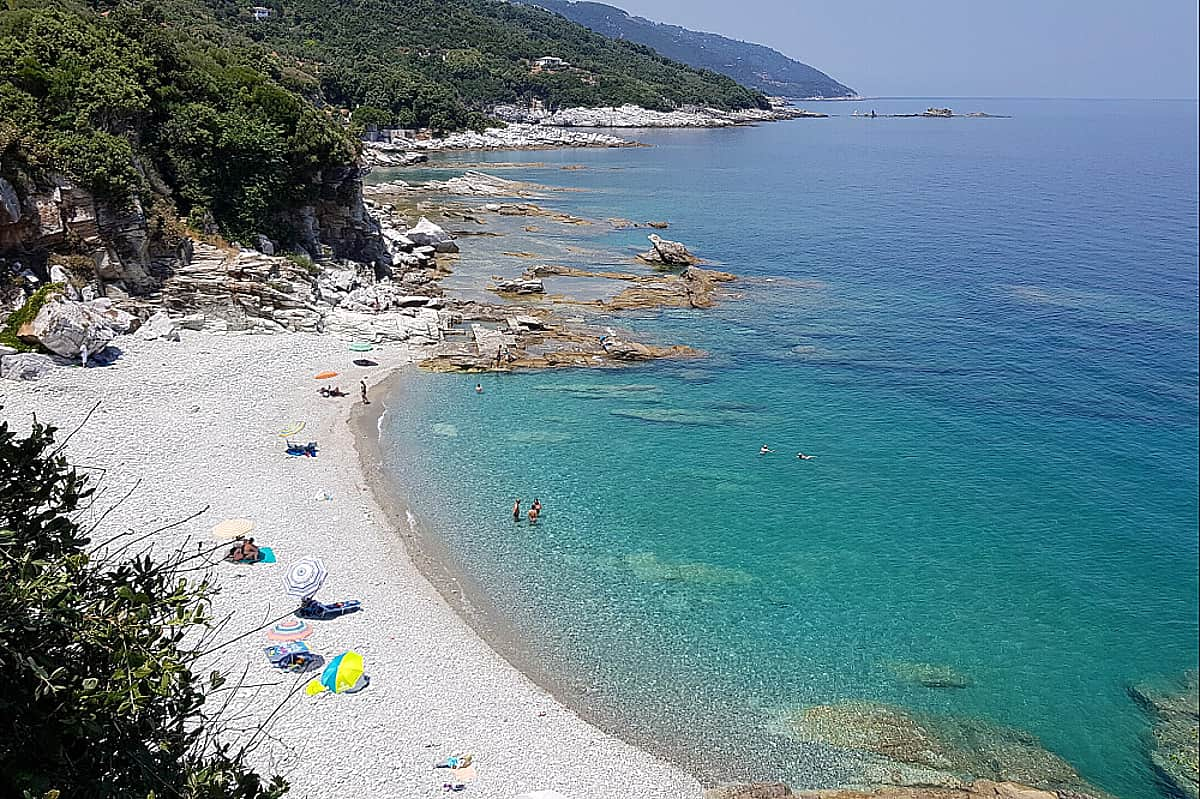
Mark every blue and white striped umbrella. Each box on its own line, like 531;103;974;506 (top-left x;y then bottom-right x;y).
284;558;327;598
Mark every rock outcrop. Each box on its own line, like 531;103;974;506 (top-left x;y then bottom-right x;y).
492;103;827;127
1;165;389;303
0;175;164;296
494;278;545;295
705;780;1088;799
287;164;390;270
786;702;1094;794
388;124;631;150
638;234;699;266
405;217;459;253
28;295;141;357
1129;673;1199;799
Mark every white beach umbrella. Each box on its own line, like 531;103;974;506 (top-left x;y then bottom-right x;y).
284;557;328;598
211;518;254;541
514;792;569;799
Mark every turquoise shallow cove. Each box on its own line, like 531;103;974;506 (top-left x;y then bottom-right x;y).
377;99;1199;799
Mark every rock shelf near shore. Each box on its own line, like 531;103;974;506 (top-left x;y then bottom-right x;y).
1128;673;1199;799
784;702;1102;796
493;103;828;127
371;124;634;153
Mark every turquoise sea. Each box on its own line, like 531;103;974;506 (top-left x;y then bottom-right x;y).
375;99;1199;799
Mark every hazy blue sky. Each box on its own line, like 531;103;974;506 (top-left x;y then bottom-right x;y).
606;0;1199;99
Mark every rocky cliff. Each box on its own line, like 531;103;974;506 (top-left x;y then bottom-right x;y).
0;164;388;308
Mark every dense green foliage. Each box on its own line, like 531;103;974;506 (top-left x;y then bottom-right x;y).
0;415;288;798
0;0;764;243
0;1;356;242
0;282;63;351
187;0;768;127
521;0;857;98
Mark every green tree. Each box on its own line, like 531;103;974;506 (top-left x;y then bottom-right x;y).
0;412;289;799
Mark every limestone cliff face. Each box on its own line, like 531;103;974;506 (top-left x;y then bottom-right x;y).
287;164;389;272
0;174;166;297
0;163;388;301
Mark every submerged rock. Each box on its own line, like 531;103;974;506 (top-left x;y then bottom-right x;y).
1129;672;1199;799
885;660;974;689
786;702;1090;793
624;552;754;586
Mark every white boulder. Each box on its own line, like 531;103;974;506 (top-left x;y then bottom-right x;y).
138;310;181;341
405;217;459;253
86;298;139;334
30;295;115;357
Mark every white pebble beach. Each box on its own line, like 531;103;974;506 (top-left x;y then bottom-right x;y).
0;331;700;799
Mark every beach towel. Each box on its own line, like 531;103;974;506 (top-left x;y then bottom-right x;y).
257;546;276;563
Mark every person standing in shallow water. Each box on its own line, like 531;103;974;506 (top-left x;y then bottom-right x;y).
360;379;369;404
512;499;521;522
527;505;539;524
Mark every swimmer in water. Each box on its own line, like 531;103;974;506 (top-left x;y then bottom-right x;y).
475;383;483;394
532;498;542;514
512;499;521;522
528;506;539;525
797;452;815;460
760;444;773;455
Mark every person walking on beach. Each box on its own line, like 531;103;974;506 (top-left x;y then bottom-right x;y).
360;379;369;405
512;499;521;522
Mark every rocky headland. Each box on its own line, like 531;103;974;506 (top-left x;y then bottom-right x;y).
492;102;828;127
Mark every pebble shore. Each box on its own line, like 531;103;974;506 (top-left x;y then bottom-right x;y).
0;332;700;798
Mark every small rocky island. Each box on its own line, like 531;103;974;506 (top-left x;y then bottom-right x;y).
851;107;1009;119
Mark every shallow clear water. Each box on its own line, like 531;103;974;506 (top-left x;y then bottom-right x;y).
378;99;1200;799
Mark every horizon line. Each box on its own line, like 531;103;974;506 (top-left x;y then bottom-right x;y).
813;95;1200;102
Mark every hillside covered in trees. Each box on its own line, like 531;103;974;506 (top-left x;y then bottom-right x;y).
521;0;857;99
0;0;766;246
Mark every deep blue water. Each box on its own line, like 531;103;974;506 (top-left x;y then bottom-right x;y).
376;99;1199;799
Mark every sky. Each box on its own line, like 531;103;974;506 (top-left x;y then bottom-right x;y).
604;0;1200;99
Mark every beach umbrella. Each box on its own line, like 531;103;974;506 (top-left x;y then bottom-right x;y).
278;421;306;438
349;341;373;352
284;558;327;598
266;618;312;642
305;650;366;695
515;792;568;799
314;371;338;380
211;518;254;541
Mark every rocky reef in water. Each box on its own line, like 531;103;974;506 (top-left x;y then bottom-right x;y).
705;780;1094;799
782;702;1105;796
1129;672;1199;799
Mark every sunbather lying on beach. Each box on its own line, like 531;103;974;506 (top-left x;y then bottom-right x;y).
296;597;362;620
225;537;261;563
